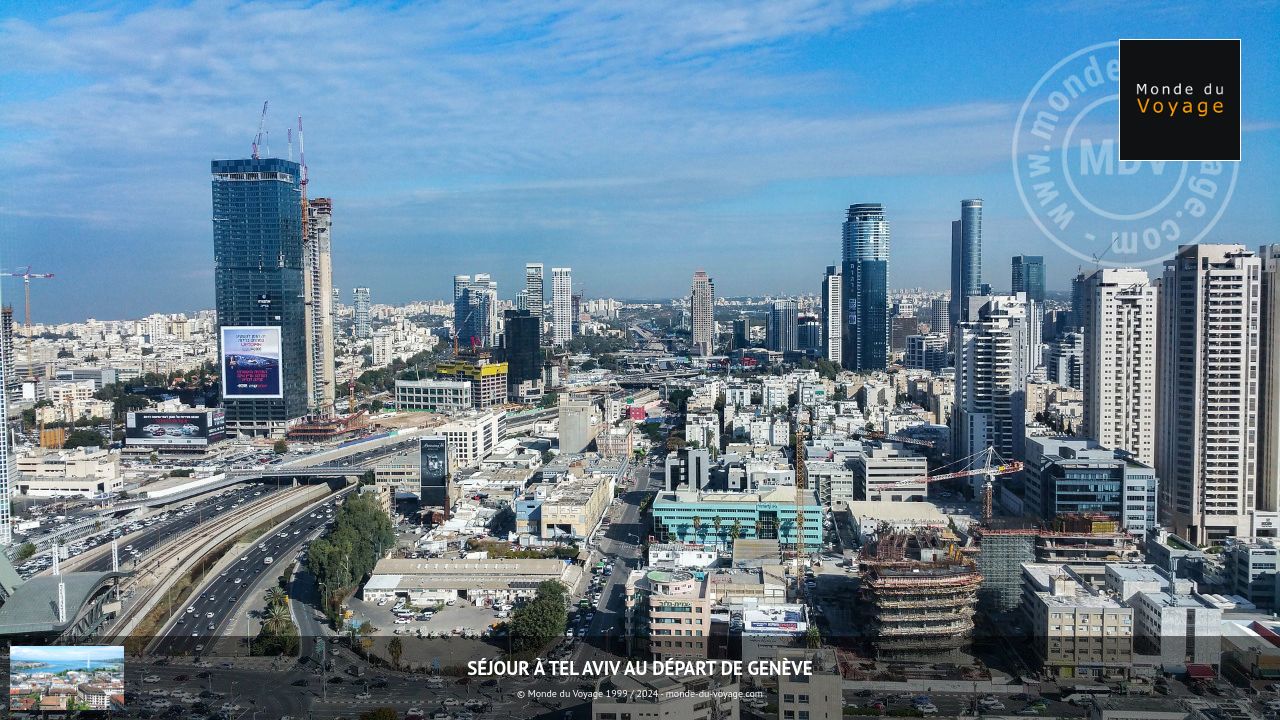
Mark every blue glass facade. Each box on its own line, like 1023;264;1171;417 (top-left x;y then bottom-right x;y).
1012;255;1046;306
841;203;890;372
212;157;308;433
950;199;983;328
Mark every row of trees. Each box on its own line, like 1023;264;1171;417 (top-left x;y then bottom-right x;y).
251;586;299;656
508;580;568;655
307;493;396;616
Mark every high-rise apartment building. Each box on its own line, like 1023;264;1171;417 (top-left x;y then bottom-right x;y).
453;273;499;348
1257;246;1280;518
1012;255;1046;306
212;157;309;436
950;199;983;330
1080;268;1157;466
842;203;890;371
0;291;10;544
928;297;950;335
302;197;336;416
954;294;1041;463
524;263;545;322
1157;245;1263;543
690;270;715;356
0;305;13;393
767;300;799;353
821;265;843;365
551;267;573;345
352;286;371;338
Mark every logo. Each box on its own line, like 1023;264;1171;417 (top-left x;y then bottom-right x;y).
1119;39;1240;161
1012;42;1237;268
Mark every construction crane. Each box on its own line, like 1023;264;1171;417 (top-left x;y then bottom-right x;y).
250;100;269;160
852;428;934;449
882;447;1023;524
1;266;55;381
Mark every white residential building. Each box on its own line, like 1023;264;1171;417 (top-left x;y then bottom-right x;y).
371;329;395;366
853;442;928;502
439;411;504;469
690;270;715;356
394;379;472;413
822;265;842;366
552;267;573;345
954;293;1041;464
1260;245;1280;520
524;263;545;321
1081;267;1157;467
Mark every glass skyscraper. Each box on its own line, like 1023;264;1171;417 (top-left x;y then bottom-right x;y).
950;199;983;329
1012;255;1046;306
212;157;309;435
841;203;890;372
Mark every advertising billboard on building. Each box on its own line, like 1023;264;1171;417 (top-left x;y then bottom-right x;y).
419;436;449;506
125;410;226;448
221;326;283;399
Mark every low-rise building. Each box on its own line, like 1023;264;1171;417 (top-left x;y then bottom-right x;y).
652;485;822;551
853;442;928;502
362;558;570;606
1129;590;1222;672
775;648;842;720
647;543;719;569
394;379;472;413
1022;563;1134;679
591;674;738;720
438;410;504;469
538;474;614;539
14;447;123;498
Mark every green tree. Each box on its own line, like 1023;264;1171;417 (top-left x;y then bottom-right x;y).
273;439;289;454
369;399;384;412
508;581;568;654
806;625;822;649
729;520;742;546
387;636;404;669
539;391;559;410
265;587;287;608
15;542;36;562
63;429;105;449
360;710;400;720
691;515;702;543
308;493;396;613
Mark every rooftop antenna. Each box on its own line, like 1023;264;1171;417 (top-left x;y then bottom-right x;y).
251;100;269;160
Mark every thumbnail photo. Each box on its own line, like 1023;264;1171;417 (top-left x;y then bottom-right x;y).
9;645;124;715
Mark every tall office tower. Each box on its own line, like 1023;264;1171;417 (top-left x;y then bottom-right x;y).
1011;255;1046;306
767;300;799;353
1069;272;1088;330
928;298;950;335
524;263;545;321
949;199;983;330
953;294;1041;464
1258;246;1280;517
690;270;715;356
1157;245;1263;544
551;267;573;345
841;203;890;371
0;306;13;393
821;265;843;365
1080;268;1157;466
453;274;499;348
797;313;822;351
302;197;336;416
212;157;308;436
0;291;10;544
502;309;542;398
352;287;371;338
515;290;529;312
732;317;751;350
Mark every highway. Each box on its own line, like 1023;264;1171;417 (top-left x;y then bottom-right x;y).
155;493;344;657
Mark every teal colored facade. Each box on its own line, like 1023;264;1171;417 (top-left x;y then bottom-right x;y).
651;489;823;551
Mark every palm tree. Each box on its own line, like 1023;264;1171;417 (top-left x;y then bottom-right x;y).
265;587;286;608
263;604;292;633
729;520;742;546
712;516;723;548
691;516;702;543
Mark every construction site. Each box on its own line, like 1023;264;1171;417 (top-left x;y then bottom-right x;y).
856;529;983;663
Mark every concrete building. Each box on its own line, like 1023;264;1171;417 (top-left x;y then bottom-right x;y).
558;394;596;454
551;267;573;345
1157;245;1263;543
821;265;843;366
652;485;823;550
690;270;715;356
1261;246;1280;523
524;262;545;322
1130;591;1222;672
352;286;371;338
625;568;711;659
437;411;503;469
1022;564;1134;679
591;674;738;720
394;378;471;413
776;648;842;720
538;474;613;539
904;333;947;372
862;558;981;662
853;442;928;502
1022;437;1158;539
14;447;122;498
1046;331;1083;390
436;356;508;409
596;422;634;460
647;543;719;569
954;293;1041;464
370;329;395;366
302;197;336;416
1081;268;1157;466
362;558;571;605
664;448;711;492
1223;540;1280;609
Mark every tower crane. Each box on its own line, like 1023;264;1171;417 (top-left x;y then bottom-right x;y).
1;267;55;381
881;446;1022;524
250;100;269;160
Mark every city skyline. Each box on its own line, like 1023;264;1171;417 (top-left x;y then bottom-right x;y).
2;2;1278;322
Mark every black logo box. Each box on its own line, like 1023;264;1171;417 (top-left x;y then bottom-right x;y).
1119;38;1240;162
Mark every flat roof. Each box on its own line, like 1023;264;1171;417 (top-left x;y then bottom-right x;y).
844;500;947;522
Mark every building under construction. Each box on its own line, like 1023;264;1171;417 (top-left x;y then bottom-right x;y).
858;530;982;662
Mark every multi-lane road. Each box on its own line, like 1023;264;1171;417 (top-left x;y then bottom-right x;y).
155;492;345;656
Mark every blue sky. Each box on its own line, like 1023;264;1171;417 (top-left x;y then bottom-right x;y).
1;1;1277;321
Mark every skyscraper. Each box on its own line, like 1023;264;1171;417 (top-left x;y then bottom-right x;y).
1080;268;1157;466
0;306;13;394
0;289;10;545
1157;244;1263;543
212;156;308;435
525;263;545;322
953;294;1041;464
841;203;890;371
690;270;715;356
821;265;842;366
1011;255;1046;306
732;316;751;350
353;287;371;338
949;199;983;330
1257;245;1280;518
453;274;499;348
302;197;336;416
552;267;573;345
767;300;799;353
502;309;542;399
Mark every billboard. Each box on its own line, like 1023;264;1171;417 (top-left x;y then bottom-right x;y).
221;326;283;399
125;410;226;448
419;436;449;506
